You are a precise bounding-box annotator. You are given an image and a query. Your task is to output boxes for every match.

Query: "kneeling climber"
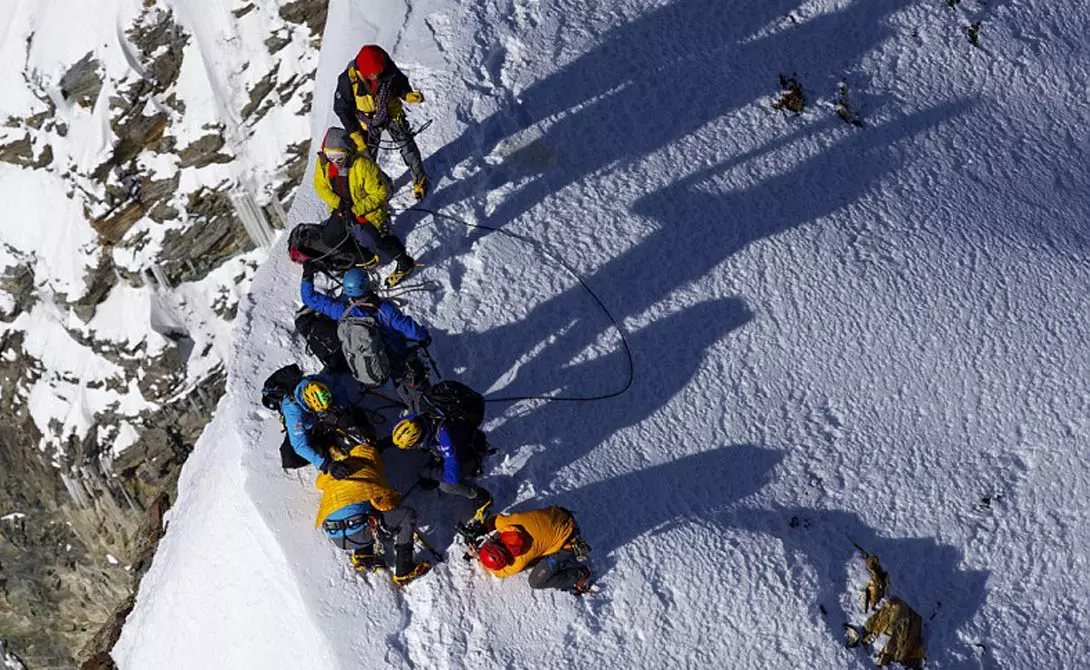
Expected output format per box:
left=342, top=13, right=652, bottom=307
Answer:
left=316, top=441, right=430, bottom=584
left=463, top=506, right=594, bottom=594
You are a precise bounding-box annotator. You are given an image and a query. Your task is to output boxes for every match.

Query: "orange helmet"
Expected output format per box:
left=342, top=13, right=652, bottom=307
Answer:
left=355, top=45, right=386, bottom=78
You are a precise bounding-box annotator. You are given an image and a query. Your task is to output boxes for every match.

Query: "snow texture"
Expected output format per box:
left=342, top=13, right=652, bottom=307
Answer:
left=116, top=0, right=1090, bottom=668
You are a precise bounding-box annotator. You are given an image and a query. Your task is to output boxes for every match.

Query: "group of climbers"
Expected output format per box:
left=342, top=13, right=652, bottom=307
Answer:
left=261, top=44, right=595, bottom=594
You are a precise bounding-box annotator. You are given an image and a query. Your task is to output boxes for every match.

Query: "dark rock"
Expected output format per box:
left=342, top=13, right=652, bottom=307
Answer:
left=92, top=202, right=144, bottom=245
left=233, top=3, right=257, bottom=18
left=60, top=53, right=104, bottom=108
left=178, top=133, right=231, bottom=168
left=279, top=0, right=328, bottom=37
left=0, top=134, right=33, bottom=165
left=277, top=140, right=310, bottom=203
left=241, top=70, right=277, bottom=121
left=265, top=30, right=292, bottom=54
left=0, top=263, right=36, bottom=321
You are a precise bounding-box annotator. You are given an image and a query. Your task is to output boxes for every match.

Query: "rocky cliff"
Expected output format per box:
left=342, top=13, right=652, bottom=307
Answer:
left=0, top=1, right=327, bottom=666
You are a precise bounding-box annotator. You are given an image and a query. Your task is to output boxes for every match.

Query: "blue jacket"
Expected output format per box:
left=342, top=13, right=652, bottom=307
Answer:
left=300, top=279, right=430, bottom=360
left=280, top=373, right=363, bottom=468
left=410, top=415, right=479, bottom=484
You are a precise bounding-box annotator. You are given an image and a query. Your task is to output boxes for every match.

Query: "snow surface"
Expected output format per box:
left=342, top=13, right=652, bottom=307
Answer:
left=116, top=0, right=1090, bottom=668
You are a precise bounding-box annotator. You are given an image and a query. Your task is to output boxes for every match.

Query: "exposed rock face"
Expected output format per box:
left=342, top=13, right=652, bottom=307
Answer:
left=60, top=53, right=104, bottom=108
left=0, top=1, right=325, bottom=666
left=280, top=0, right=329, bottom=38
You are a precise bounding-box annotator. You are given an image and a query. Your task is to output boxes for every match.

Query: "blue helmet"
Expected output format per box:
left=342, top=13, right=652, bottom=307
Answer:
left=343, top=268, right=372, bottom=298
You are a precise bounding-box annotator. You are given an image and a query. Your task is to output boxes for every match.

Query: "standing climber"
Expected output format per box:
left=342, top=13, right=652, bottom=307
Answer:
left=334, top=44, right=430, bottom=202
left=313, top=126, right=418, bottom=287
left=461, top=506, right=594, bottom=594
left=301, top=265, right=432, bottom=410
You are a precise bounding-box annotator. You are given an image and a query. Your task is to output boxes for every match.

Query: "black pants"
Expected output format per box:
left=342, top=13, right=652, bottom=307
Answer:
left=527, top=549, right=586, bottom=591
left=365, top=114, right=425, bottom=183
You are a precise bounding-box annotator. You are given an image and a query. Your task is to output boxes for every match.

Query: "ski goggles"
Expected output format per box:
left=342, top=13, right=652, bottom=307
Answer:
left=324, top=149, right=348, bottom=169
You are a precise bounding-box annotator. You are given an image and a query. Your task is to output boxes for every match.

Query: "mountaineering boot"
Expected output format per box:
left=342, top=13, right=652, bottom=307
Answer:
left=569, top=566, right=595, bottom=595
left=392, top=543, right=430, bottom=585
left=469, top=486, right=493, bottom=525
left=385, top=256, right=421, bottom=288
left=412, top=175, right=429, bottom=202
left=350, top=545, right=385, bottom=573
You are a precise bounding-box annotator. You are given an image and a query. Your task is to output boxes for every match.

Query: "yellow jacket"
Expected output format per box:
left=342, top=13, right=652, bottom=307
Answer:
left=486, top=507, right=575, bottom=578
left=312, top=155, right=389, bottom=227
left=314, top=443, right=401, bottom=527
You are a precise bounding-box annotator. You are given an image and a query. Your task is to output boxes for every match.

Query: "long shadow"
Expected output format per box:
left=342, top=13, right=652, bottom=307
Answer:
left=535, top=445, right=784, bottom=574
left=437, top=101, right=968, bottom=414
left=427, top=0, right=903, bottom=229
left=723, top=507, right=994, bottom=668
left=407, top=298, right=751, bottom=555
left=485, top=297, right=752, bottom=498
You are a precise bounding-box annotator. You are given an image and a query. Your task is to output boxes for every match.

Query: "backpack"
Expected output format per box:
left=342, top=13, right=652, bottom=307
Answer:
left=288, top=223, right=369, bottom=275
left=260, top=364, right=304, bottom=411
left=422, top=380, right=485, bottom=427
left=259, top=364, right=311, bottom=470
left=337, top=305, right=392, bottom=387
left=295, top=308, right=348, bottom=373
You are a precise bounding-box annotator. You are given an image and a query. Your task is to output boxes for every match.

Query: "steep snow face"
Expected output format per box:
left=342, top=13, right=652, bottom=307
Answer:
left=116, top=0, right=1090, bottom=668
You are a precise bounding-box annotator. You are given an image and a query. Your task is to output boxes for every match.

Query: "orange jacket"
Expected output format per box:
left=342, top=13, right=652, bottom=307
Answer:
left=485, top=507, right=575, bottom=578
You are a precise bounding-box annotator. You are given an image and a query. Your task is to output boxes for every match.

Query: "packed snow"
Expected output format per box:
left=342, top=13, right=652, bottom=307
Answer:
left=115, top=0, right=1090, bottom=668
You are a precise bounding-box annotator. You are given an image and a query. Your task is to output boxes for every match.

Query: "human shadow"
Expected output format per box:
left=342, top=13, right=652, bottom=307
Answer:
left=427, top=0, right=903, bottom=230
left=405, top=298, right=752, bottom=555
left=484, top=297, right=752, bottom=497
left=533, top=445, right=783, bottom=574
left=722, top=506, right=994, bottom=668
left=433, top=101, right=969, bottom=416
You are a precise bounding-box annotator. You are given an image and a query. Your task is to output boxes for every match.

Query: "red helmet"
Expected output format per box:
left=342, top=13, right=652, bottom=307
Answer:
left=478, top=541, right=512, bottom=571
left=355, top=45, right=386, bottom=78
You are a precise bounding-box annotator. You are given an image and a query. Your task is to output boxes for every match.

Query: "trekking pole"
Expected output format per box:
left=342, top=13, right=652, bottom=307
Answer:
left=421, top=345, right=442, bottom=381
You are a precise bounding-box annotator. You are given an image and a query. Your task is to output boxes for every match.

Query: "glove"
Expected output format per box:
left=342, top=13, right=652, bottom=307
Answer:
left=404, top=91, right=424, bottom=104
left=321, top=459, right=351, bottom=480
left=349, top=131, right=367, bottom=151
left=336, top=197, right=353, bottom=214
left=301, top=261, right=315, bottom=281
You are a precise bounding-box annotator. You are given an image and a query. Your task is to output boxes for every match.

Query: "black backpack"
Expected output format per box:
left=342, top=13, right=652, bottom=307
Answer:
left=260, top=364, right=311, bottom=470
left=260, top=364, right=304, bottom=410
left=288, top=223, right=371, bottom=275
left=421, top=380, right=485, bottom=427
left=295, top=308, right=348, bottom=373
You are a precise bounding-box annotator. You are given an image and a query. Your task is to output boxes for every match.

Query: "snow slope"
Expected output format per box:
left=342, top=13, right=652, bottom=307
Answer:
left=115, top=0, right=1090, bottom=667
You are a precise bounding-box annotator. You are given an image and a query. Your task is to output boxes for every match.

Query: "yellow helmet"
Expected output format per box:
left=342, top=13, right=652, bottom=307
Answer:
left=300, top=380, right=332, bottom=414
left=392, top=418, right=422, bottom=449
